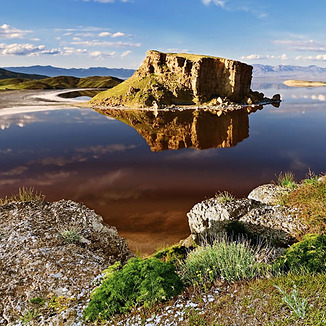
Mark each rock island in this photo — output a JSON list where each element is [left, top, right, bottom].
[[90, 50, 279, 109]]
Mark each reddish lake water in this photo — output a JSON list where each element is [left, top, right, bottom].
[[0, 81, 325, 254]]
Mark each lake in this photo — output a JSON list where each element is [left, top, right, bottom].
[[0, 81, 325, 254]]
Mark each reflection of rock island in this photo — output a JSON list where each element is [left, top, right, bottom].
[[96, 107, 261, 151]]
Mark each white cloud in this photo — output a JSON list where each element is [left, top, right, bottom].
[[71, 40, 141, 47], [89, 50, 116, 58], [295, 54, 326, 62], [202, 0, 226, 7], [241, 53, 288, 61], [0, 43, 60, 56], [98, 31, 126, 38], [62, 47, 88, 55], [121, 50, 132, 58], [201, 0, 267, 18], [274, 39, 326, 52], [111, 32, 125, 38], [0, 24, 29, 39], [99, 32, 112, 37]]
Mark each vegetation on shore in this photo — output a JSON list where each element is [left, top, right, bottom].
[[81, 172, 326, 325], [284, 79, 326, 87], [0, 75, 122, 90], [1, 172, 326, 325]]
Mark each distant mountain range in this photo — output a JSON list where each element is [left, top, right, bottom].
[[2, 64, 326, 81], [2, 65, 135, 79], [252, 64, 326, 79]]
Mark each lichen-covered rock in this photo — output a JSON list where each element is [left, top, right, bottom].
[[0, 200, 133, 325], [187, 186, 307, 247], [187, 197, 253, 237], [90, 50, 271, 108], [248, 184, 289, 205]]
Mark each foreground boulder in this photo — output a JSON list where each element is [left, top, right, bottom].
[[90, 50, 275, 108], [187, 184, 307, 247], [0, 200, 132, 325]]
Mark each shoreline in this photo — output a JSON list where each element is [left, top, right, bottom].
[[284, 79, 326, 87]]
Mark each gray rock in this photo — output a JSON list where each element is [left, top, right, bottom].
[[187, 185, 307, 247], [0, 199, 133, 324], [247, 183, 288, 205], [187, 197, 253, 242]]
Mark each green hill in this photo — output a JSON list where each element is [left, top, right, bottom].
[[0, 68, 47, 80], [0, 75, 122, 90]]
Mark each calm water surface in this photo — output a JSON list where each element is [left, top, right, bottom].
[[0, 82, 325, 253]]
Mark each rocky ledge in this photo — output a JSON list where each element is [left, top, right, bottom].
[[90, 50, 280, 108], [0, 200, 132, 325], [187, 184, 307, 247]]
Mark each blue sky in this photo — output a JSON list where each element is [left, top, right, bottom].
[[1, 0, 326, 68]]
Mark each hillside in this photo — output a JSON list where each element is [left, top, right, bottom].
[[3, 65, 135, 79], [0, 75, 123, 90], [0, 68, 47, 80]]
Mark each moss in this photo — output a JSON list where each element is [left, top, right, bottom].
[[153, 244, 188, 264], [274, 234, 326, 273], [284, 177, 326, 235], [83, 257, 183, 322]]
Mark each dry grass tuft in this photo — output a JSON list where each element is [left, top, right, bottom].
[[0, 187, 45, 205]]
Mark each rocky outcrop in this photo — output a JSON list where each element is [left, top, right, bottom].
[[96, 107, 254, 151], [0, 200, 132, 325], [187, 184, 307, 247], [90, 50, 275, 108]]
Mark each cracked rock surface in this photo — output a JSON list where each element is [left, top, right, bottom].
[[0, 200, 132, 325]]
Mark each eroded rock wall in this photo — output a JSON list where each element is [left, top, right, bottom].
[[135, 50, 253, 103]]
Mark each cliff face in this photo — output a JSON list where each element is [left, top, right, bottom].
[[137, 50, 253, 103], [95, 107, 254, 151], [91, 50, 256, 108]]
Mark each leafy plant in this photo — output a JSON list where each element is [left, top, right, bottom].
[[277, 172, 297, 190], [275, 284, 307, 319], [83, 257, 183, 322], [48, 296, 76, 313], [0, 187, 45, 205], [29, 297, 46, 306], [20, 309, 40, 324], [59, 229, 81, 244], [180, 238, 271, 287], [215, 191, 234, 204], [274, 234, 326, 272]]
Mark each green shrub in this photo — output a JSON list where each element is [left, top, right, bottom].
[[180, 239, 271, 286], [277, 172, 297, 190], [83, 257, 183, 322], [274, 234, 326, 272]]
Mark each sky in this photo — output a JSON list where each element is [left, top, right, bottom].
[[1, 0, 326, 69]]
